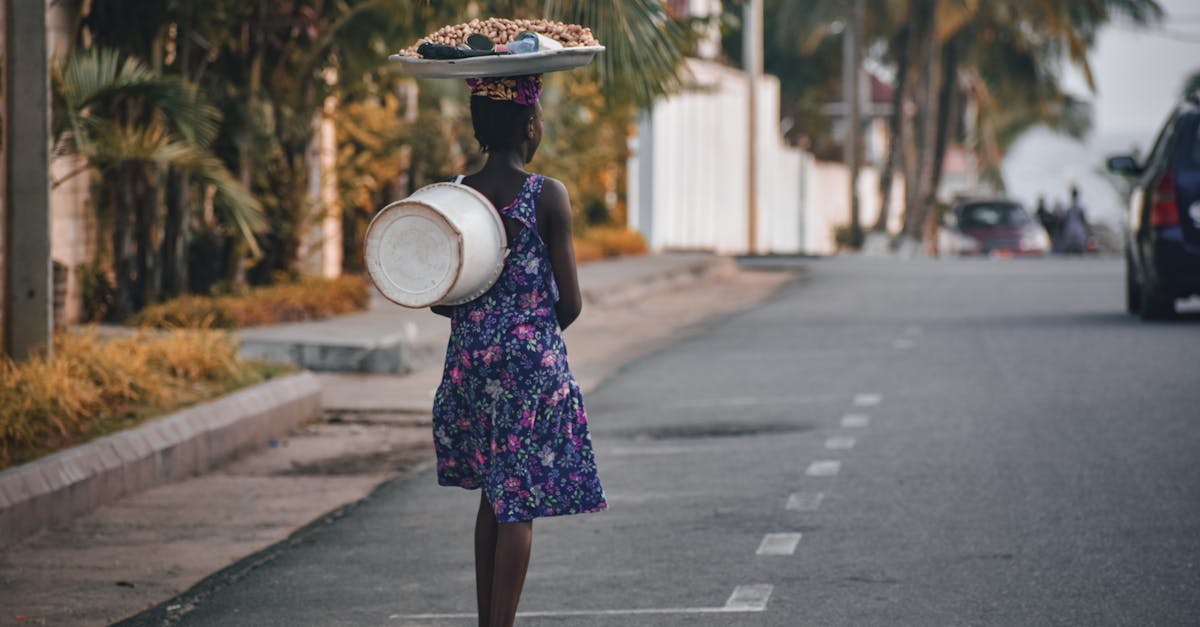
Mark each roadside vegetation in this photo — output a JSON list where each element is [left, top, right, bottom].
[[130, 276, 369, 329], [573, 227, 649, 262], [53, 1, 684, 326], [0, 331, 291, 469], [724, 0, 1163, 247]]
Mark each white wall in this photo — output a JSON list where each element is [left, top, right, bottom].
[[628, 58, 904, 256], [628, 59, 806, 254], [50, 157, 96, 325], [802, 161, 904, 255]]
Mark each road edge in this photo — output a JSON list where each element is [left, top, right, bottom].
[[0, 372, 322, 549]]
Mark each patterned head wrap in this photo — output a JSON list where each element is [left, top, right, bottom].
[[466, 74, 543, 106]]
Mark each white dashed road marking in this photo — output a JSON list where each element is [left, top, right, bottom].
[[825, 436, 856, 450], [390, 584, 775, 621], [724, 584, 774, 611], [841, 414, 871, 428], [786, 491, 825, 511], [892, 338, 916, 349], [854, 393, 882, 406], [806, 460, 842, 477], [756, 533, 802, 556]]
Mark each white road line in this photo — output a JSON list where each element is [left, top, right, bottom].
[[805, 460, 841, 477], [756, 533, 802, 556], [786, 491, 825, 511], [841, 414, 871, 428], [724, 584, 774, 611], [854, 393, 882, 406], [892, 338, 916, 349], [825, 436, 857, 450], [389, 585, 775, 620]]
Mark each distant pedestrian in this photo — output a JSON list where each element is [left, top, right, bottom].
[[1034, 195, 1055, 245], [1051, 200, 1067, 253], [1061, 186, 1090, 254], [429, 73, 607, 627]]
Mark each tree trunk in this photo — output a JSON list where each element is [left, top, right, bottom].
[[160, 6, 194, 298], [923, 39, 961, 253], [904, 4, 942, 243], [110, 162, 137, 321], [161, 168, 190, 297], [230, 7, 266, 287], [873, 26, 910, 233], [845, 0, 865, 249], [134, 163, 162, 309]]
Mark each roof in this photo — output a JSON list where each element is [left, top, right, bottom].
[[823, 71, 896, 117], [869, 73, 893, 104]]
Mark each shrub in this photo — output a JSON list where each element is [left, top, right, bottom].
[[131, 275, 370, 329], [575, 226, 648, 260], [78, 261, 115, 323], [573, 237, 605, 263], [0, 330, 287, 468]]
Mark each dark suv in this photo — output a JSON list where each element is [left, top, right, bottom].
[[1107, 97, 1200, 319]]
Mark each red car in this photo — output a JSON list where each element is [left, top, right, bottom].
[[944, 199, 1051, 256]]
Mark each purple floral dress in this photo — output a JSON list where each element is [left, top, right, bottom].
[[432, 174, 607, 523]]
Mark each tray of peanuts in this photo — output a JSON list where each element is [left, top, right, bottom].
[[389, 18, 603, 78]]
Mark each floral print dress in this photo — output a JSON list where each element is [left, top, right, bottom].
[[432, 174, 607, 523]]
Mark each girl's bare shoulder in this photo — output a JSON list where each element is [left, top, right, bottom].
[[536, 176, 571, 217]]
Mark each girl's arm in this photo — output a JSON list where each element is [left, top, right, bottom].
[[539, 178, 583, 330]]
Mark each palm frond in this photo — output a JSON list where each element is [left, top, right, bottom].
[[149, 142, 267, 257], [57, 47, 220, 146], [72, 118, 265, 256], [544, 0, 689, 107]]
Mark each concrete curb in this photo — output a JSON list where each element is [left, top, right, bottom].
[[0, 372, 322, 549], [582, 255, 736, 307]]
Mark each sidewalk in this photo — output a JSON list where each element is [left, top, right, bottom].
[[0, 253, 798, 626], [239, 252, 726, 375]]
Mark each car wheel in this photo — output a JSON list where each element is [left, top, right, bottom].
[[1139, 282, 1176, 320], [1125, 257, 1141, 314]]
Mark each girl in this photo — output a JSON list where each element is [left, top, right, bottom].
[[430, 73, 607, 627]]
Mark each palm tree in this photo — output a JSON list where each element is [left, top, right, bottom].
[[53, 48, 264, 320], [62, 0, 689, 301], [542, 0, 690, 107], [777, 0, 1164, 250]]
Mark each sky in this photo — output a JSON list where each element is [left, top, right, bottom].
[[1002, 0, 1200, 225]]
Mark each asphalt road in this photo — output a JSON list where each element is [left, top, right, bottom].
[[124, 256, 1200, 626]]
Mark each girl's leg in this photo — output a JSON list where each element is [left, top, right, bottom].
[[474, 493, 498, 627], [489, 520, 533, 627]]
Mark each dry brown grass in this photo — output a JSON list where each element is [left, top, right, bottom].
[[573, 236, 606, 263], [131, 275, 370, 329], [575, 226, 648, 260], [0, 330, 290, 469]]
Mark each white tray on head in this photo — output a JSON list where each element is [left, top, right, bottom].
[[364, 182, 507, 309], [389, 45, 604, 78]]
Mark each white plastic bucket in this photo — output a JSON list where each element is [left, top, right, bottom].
[[364, 182, 507, 308]]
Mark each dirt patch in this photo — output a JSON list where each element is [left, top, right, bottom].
[[224, 422, 433, 477]]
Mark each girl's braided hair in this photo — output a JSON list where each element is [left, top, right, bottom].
[[470, 96, 535, 153]]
